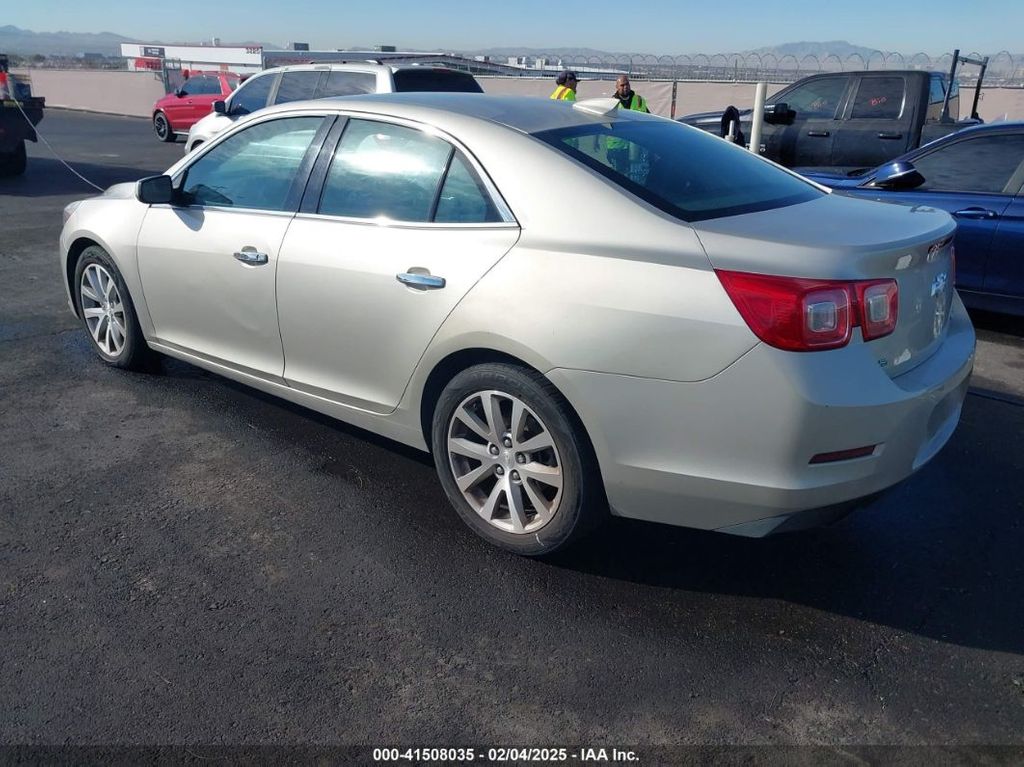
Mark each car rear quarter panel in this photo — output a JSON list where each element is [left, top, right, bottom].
[[402, 120, 760, 388]]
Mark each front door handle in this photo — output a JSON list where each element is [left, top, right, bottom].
[[954, 208, 997, 220], [877, 132, 903, 140], [807, 130, 830, 137], [397, 272, 446, 290], [233, 247, 269, 266]]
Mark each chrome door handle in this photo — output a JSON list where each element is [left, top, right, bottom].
[[807, 130, 830, 137], [233, 248, 269, 266], [953, 208, 997, 220], [877, 132, 903, 139], [397, 272, 446, 290]]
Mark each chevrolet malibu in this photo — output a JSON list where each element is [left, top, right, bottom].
[[59, 94, 975, 555]]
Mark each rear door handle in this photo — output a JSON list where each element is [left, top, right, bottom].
[[233, 247, 269, 265], [877, 132, 903, 140], [807, 130, 830, 137], [397, 272, 446, 290], [953, 208, 997, 220]]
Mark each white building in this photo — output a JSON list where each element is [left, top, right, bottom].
[[119, 43, 264, 75]]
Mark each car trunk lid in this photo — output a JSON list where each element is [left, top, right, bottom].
[[692, 192, 957, 378]]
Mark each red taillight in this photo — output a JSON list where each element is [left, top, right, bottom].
[[716, 270, 899, 352], [855, 279, 899, 341]]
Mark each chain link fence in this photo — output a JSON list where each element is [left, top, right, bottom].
[[487, 50, 1024, 86]]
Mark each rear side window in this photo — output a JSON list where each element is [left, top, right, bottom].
[[392, 69, 483, 93], [230, 74, 275, 115], [435, 153, 503, 223], [850, 77, 905, 120], [318, 71, 377, 97], [320, 119, 453, 221], [275, 71, 322, 104], [535, 120, 821, 222], [181, 116, 323, 211], [913, 134, 1024, 194]]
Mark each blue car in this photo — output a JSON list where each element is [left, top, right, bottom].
[[803, 122, 1024, 316]]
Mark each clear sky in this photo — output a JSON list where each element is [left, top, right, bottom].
[[7, 0, 1024, 54]]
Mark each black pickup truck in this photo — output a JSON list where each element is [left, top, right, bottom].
[[0, 54, 45, 177], [679, 55, 987, 172]]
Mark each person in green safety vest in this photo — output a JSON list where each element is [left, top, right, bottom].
[[550, 71, 578, 101], [614, 75, 650, 113], [607, 75, 650, 174]]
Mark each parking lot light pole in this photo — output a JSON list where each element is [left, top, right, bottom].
[[749, 81, 767, 155]]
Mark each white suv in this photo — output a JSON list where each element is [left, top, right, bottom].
[[184, 62, 482, 153]]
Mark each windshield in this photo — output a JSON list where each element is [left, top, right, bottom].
[[534, 119, 822, 222]]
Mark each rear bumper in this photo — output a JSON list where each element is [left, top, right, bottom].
[[548, 294, 975, 536]]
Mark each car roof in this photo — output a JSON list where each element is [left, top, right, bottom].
[[936, 120, 1024, 136], [250, 62, 469, 76], [258, 92, 654, 135]]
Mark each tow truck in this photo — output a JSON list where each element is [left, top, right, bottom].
[[0, 54, 45, 176]]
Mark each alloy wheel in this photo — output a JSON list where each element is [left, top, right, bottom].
[[80, 263, 127, 357], [446, 389, 563, 534]]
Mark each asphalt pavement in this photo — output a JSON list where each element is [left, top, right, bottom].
[[1, 110, 1023, 751]]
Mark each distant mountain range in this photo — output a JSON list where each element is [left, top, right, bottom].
[[0, 27, 1012, 62], [0, 25, 274, 56]]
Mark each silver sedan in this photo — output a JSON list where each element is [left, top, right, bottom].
[[59, 94, 975, 555]]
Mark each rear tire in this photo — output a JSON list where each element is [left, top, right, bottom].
[[0, 140, 26, 176], [73, 246, 154, 371], [153, 112, 175, 142], [431, 362, 605, 556]]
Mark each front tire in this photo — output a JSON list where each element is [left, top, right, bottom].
[[153, 112, 174, 142], [74, 246, 153, 370], [431, 363, 604, 556]]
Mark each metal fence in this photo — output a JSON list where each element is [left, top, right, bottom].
[[490, 50, 1024, 86]]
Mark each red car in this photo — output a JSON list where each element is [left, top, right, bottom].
[[152, 71, 240, 142]]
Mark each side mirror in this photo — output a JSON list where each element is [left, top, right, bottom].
[[174, 88, 186, 98], [213, 100, 227, 114], [137, 175, 175, 205], [868, 161, 925, 191], [764, 102, 793, 125]]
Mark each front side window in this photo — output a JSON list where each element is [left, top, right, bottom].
[[850, 77, 905, 120], [912, 134, 1024, 194], [274, 71, 322, 105], [181, 76, 221, 96], [319, 119, 453, 221], [779, 77, 847, 119], [181, 116, 323, 210], [536, 120, 821, 222], [230, 73, 275, 115], [318, 71, 377, 97]]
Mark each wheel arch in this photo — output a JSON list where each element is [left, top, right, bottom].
[[65, 236, 103, 317], [417, 349, 604, 490]]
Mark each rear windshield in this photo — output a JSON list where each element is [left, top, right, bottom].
[[392, 69, 483, 93], [534, 119, 822, 222]]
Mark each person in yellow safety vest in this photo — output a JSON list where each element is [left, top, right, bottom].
[[613, 75, 650, 114], [606, 75, 650, 174], [550, 71, 578, 101]]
